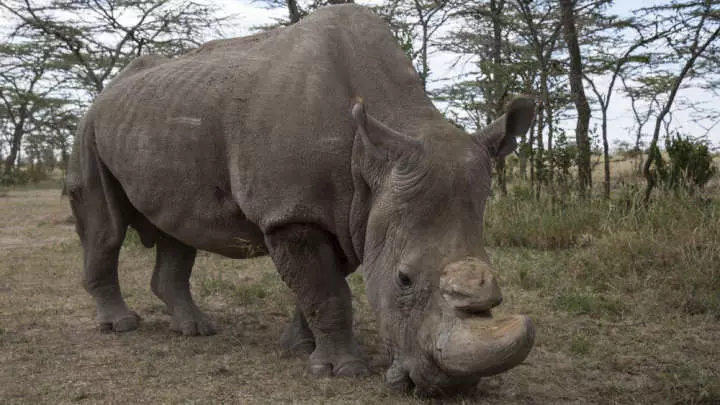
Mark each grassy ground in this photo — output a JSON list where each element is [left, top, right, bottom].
[[1, 173, 719, 404]]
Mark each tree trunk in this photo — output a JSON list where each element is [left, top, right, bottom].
[[3, 120, 26, 176], [534, 103, 546, 200], [490, 0, 507, 194], [538, 69, 554, 183], [560, 0, 592, 197], [602, 111, 610, 199], [287, 0, 301, 23]]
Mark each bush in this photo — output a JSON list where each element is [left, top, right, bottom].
[[657, 135, 717, 191], [0, 166, 51, 186]]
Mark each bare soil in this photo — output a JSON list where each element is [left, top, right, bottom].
[[0, 187, 718, 404]]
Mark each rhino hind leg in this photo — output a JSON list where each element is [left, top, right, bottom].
[[68, 148, 140, 332], [266, 225, 370, 378], [280, 304, 316, 355], [150, 232, 216, 336]]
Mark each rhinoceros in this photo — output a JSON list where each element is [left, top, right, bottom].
[[66, 4, 536, 395]]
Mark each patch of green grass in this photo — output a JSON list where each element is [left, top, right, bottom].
[[569, 328, 595, 357], [552, 291, 627, 320], [196, 275, 268, 305], [660, 364, 720, 405], [231, 284, 267, 305]]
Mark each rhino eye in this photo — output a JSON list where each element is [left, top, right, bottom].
[[398, 270, 412, 288]]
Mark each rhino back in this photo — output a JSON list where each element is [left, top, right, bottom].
[[89, 4, 436, 259]]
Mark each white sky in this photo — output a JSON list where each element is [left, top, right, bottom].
[[213, 0, 720, 150]]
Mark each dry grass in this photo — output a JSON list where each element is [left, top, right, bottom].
[[1, 177, 719, 404]]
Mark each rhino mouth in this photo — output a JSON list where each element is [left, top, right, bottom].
[[462, 308, 493, 317]]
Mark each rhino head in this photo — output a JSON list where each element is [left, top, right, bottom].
[[349, 96, 536, 395]]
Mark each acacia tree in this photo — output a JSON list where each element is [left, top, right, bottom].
[[510, 0, 564, 196], [0, 40, 62, 177], [583, 14, 674, 198], [0, 0, 227, 182], [641, 0, 720, 202], [375, 0, 461, 91], [620, 72, 661, 174], [0, 0, 225, 95], [436, 0, 518, 192], [440, 0, 574, 196]]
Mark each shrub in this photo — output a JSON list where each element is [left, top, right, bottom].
[[656, 135, 717, 191], [0, 166, 51, 186]]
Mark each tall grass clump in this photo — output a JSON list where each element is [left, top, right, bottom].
[[485, 184, 720, 318], [584, 188, 720, 316], [484, 185, 606, 250]]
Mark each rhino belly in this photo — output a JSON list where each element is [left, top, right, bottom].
[[123, 178, 267, 259]]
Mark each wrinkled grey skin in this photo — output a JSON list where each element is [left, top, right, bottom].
[[66, 4, 535, 395]]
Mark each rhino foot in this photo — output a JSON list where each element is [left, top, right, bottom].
[[306, 349, 371, 378], [98, 310, 141, 333], [306, 358, 371, 378], [170, 312, 216, 336]]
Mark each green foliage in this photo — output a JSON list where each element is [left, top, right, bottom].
[[551, 129, 577, 186], [656, 135, 717, 191], [0, 166, 51, 186], [552, 291, 627, 319], [196, 275, 267, 305]]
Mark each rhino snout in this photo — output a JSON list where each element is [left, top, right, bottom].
[[420, 258, 534, 386], [439, 258, 503, 314]]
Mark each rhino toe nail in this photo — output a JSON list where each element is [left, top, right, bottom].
[[306, 363, 333, 377], [198, 322, 216, 336], [113, 315, 140, 332], [98, 322, 113, 333], [334, 361, 371, 377], [179, 322, 200, 336]]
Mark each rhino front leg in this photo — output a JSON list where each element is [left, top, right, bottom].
[[151, 232, 215, 336], [266, 225, 370, 377]]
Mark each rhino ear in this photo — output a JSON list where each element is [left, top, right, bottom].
[[474, 96, 535, 158], [352, 100, 421, 161]]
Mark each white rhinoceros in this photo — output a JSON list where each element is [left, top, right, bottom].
[[66, 4, 536, 395]]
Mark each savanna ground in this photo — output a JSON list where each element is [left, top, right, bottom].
[[1, 157, 719, 405]]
